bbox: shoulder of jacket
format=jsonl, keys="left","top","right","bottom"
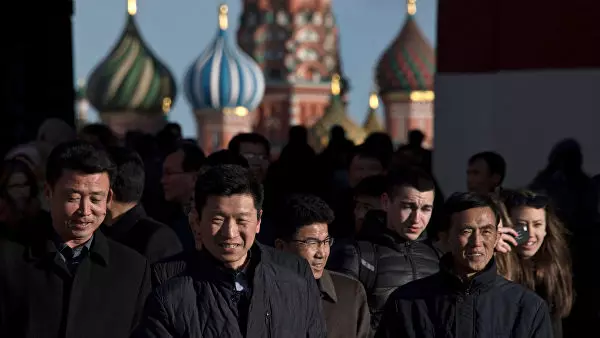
{"left": 105, "top": 236, "right": 147, "bottom": 263}
{"left": 328, "top": 270, "right": 365, "bottom": 290}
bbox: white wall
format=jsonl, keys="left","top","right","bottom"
{"left": 434, "top": 69, "right": 600, "bottom": 195}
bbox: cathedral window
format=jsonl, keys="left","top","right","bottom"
{"left": 324, "top": 13, "right": 334, "bottom": 27}
{"left": 324, "top": 56, "right": 335, "bottom": 70}
{"left": 296, "top": 48, "right": 319, "bottom": 62}
{"left": 295, "top": 13, "right": 307, "bottom": 25}
{"left": 324, "top": 34, "right": 335, "bottom": 51}
{"left": 297, "top": 29, "right": 320, "bottom": 43}
{"left": 313, "top": 13, "right": 323, "bottom": 25}
{"left": 276, "top": 11, "right": 289, "bottom": 25}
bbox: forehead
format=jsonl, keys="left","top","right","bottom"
{"left": 296, "top": 223, "right": 329, "bottom": 238}
{"left": 451, "top": 207, "right": 496, "bottom": 228}
{"left": 54, "top": 170, "right": 111, "bottom": 192}
{"left": 164, "top": 151, "right": 184, "bottom": 168}
{"left": 468, "top": 158, "right": 490, "bottom": 172}
{"left": 393, "top": 185, "right": 434, "bottom": 203}
{"left": 239, "top": 142, "right": 267, "bottom": 154}
{"left": 202, "top": 194, "right": 257, "bottom": 213}
{"left": 510, "top": 206, "right": 546, "bottom": 219}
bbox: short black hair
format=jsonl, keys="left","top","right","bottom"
{"left": 107, "top": 146, "right": 145, "bottom": 203}
{"left": 194, "top": 164, "right": 263, "bottom": 217}
{"left": 350, "top": 144, "right": 391, "bottom": 170}
{"left": 79, "top": 123, "right": 119, "bottom": 148}
{"left": 275, "top": 194, "right": 335, "bottom": 241}
{"left": 174, "top": 142, "right": 205, "bottom": 173}
{"left": 228, "top": 133, "right": 271, "bottom": 157}
{"left": 441, "top": 192, "right": 500, "bottom": 232}
{"left": 205, "top": 150, "right": 249, "bottom": 168}
{"left": 354, "top": 174, "right": 387, "bottom": 198}
{"left": 386, "top": 166, "right": 435, "bottom": 199}
{"left": 46, "top": 140, "right": 116, "bottom": 188}
{"left": 468, "top": 151, "right": 506, "bottom": 185}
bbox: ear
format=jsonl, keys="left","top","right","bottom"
{"left": 256, "top": 210, "right": 263, "bottom": 234}
{"left": 106, "top": 188, "right": 114, "bottom": 206}
{"left": 274, "top": 238, "right": 286, "bottom": 250}
{"left": 43, "top": 183, "right": 52, "bottom": 202}
{"left": 381, "top": 192, "right": 390, "bottom": 212}
{"left": 491, "top": 173, "right": 501, "bottom": 187}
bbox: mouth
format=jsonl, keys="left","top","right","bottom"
{"left": 218, "top": 243, "right": 242, "bottom": 249}
{"left": 311, "top": 262, "right": 325, "bottom": 269}
{"left": 466, "top": 252, "right": 484, "bottom": 258}
{"left": 521, "top": 241, "right": 537, "bottom": 248}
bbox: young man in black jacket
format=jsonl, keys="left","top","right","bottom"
{"left": 376, "top": 192, "right": 553, "bottom": 338}
{"left": 135, "top": 164, "right": 327, "bottom": 338}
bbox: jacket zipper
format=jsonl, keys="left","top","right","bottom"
{"left": 405, "top": 242, "right": 417, "bottom": 280}
{"left": 265, "top": 310, "right": 272, "bottom": 338}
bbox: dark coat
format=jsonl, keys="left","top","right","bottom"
{"left": 375, "top": 254, "right": 553, "bottom": 338}
{"left": 319, "top": 270, "right": 371, "bottom": 338}
{"left": 0, "top": 225, "right": 151, "bottom": 338}
{"left": 101, "top": 204, "right": 182, "bottom": 264}
{"left": 134, "top": 244, "right": 327, "bottom": 338}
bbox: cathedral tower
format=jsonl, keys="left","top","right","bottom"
{"left": 237, "top": 0, "right": 348, "bottom": 153}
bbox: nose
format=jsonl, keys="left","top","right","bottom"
{"left": 220, "top": 218, "right": 240, "bottom": 239}
{"left": 78, "top": 198, "right": 92, "bottom": 216}
{"left": 409, "top": 209, "right": 420, "bottom": 224}
{"left": 470, "top": 230, "right": 483, "bottom": 247}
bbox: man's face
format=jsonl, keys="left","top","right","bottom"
{"left": 195, "top": 194, "right": 261, "bottom": 270}
{"left": 354, "top": 195, "right": 382, "bottom": 233}
{"left": 239, "top": 142, "right": 269, "bottom": 183}
{"left": 162, "top": 150, "right": 196, "bottom": 203}
{"left": 466, "top": 159, "right": 497, "bottom": 194}
{"left": 382, "top": 186, "right": 434, "bottom": 241}
{"left": 280, "top": 223, "right": 331, "bottom": 279}
{"left": 45, "top": 170, "right": 112, "bottom": 246}
{"left": 348, "top": 155, "right": 384, "bottom": 188}
{"left": 447, "top": 206, "right": 498, "bottom": 278}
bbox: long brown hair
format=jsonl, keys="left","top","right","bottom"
{"left": 503, "top": 189, "right": 573, "bottom": 318}
{"left": 491, "top": 195, "right": 518, "bottom": 281}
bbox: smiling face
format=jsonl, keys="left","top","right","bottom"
{"left": 509, "top": 206, "right": 547, "bottom": 258}
{"left": 196, "top": 194, "right": 261, "bottom": 270}
{"left": 45, "top": 169, "right": 112, "bottom": 247}
{"left": 447, "top": 206, "right": 499, "bottom": 278}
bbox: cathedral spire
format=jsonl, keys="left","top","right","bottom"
{"left": 407, "top": 0, "right": 416, "bottom": 16}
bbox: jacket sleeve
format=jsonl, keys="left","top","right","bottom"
{"left": 325, "top": 241, "right": 360, "bottom": 279}
{"left": 305, "top": 275, "right": 328, "bottom": 338}
{"left": 355, "top": 282, "right": 372, "bottom": 338}
{"left": 132, "top": 288, "right": 174, "bottom": 338}
{"left": 530, "top": 301, "right": 554, "bottom": 338}
{"left": 146, "top": 227, "right": 183, "bottom": 264}
{"left": 132, "top": 261, "right": 152, "bottom": 331}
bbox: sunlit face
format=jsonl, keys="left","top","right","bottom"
{"left": 466, "top": 159, "right": 498, "bottom": 194}
{"left": 447, "top": 207, "right": 498, "bottom": 278}
{"left": 45, "top": 170, "right": 112, "bottom": 247}
{"left": 239, "top": 142, "right": 269, "bottom": 183}
{"left": 279, "top": 223, "right": 331, "bottom": 279}
{"left": 348, "top": 155, "right": 384, "bottom": 188}
{"left": 509, "top": 206, "right": 547, "bottom": 258}
{"left": 382, "top": 186, "right": 434, "bottom": 240}
{"left": 195, "top": 194, "right": 261, "bottom": 270}
{"left": 7, "top": 172, "right": 33, "bottom": 211}
{"left": 353, "top": 195, "right": 382, "bottom": 233}
{"left": 161, "top": 150, "right": 196, "bottom": 203}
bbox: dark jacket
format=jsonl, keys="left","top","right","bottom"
{"left": 101, "top": 204, "right": 182, "bottom": 264}
{"left": 375, "top": 254, "right": 553, "bottom": 338}
{"left": 319, "top": 269, "right": 371, "bottom": 338}
{"left": 327, "top": 212, "right": 442, "bottom": 331}
{"left": 135, "top": 243, "right": 327, "bottom": 338}
{"left": 0, "top": 226, "right": 151, "bottom": 338}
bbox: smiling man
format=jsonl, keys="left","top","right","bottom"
{"left": 0, "top": 140, "right": 150, "bottom": 338}
{"left": 376, "top": 192, "right": 553, "bottom": 338}
{"left": 275, "top": 194, "right": 371, "bottom": 338}
{"left": 136, "top": 165, "right": 326, "bottom": 338}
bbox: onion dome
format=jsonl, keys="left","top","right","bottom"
{"left": 363, "top": 91, "right": 384, "bottom": 133}
{"left": 86, "top": 1, "right": 177, "bottom": 114}
{"left": 184, "top": 4, "right": 265, "bottom": 112}
{"left": 375, "top": 0, "right": 435, "bottom": 95}
{"left": 312, "top": 75, "right": 366, "bottom": 147}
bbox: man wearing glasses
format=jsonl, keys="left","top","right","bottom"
{"left": 275, "top": 194, "right": 371, "bottom": 338}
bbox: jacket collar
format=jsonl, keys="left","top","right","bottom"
{"left": 195, "top": 243, "right": 264, "bottom": 285}
{"left": 317, "top": 270, "right": 338, "bottom": 303}
{"left": 439, "top": 253, "right": 497, "bottom": 293}
{"left": 26, "top": 221, "right": 110, "bottom": 267}
{"left": 101, "top": 204, "right": 146, "bottom": 241}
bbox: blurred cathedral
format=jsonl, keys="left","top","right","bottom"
{"left": 80, "top": 0, "right": 435, "bottom": 152}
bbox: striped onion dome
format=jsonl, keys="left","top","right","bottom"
{"left": 375, "top": 10, "right": 435, "bottom": 95}
{"left": 184, "top": 5, "right": 265, "bottom": 112}
{"left": 312, "top": 75, "right": 366, "bottom": 148}
{"left": 86, "top": 12, "right": 177, "bottom": 114}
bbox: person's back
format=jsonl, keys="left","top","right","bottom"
{"left": 376, "top": 192, "right": 553, "bottom": 338}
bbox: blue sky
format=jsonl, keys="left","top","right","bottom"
{"left": 74, "top": 0, "right": 437, "bottom": 138}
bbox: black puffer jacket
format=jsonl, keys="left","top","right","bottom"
{"left": 375, "top": 254, "right": 553, "bottom": 338}
{"left": 135, "top": 244, "right": 327, "bottom": 338}
{"left": 327, "top": 211, "right": 442, "bottom": 332}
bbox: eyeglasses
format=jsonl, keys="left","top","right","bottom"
{"left": 291, "top": 237, "right": 334, "bottom": 250}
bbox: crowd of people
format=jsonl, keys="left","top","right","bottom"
{"left": 0, "top": 120, "right": 598, "bottom": 338}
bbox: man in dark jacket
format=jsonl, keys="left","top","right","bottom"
{"left": 275, "top": 194, "right": 371, "bottom": 338}
{"left": 0, "top": 140, "right": 150, "bottom": 338}
{"left": 327, "top": 167, "right": 442, "bottom": 332}
{"left": 134, "top": 164, "right": 327, "bottom": 338}
{"left": 102, "top": 146, "right": 182, "bottom": 263}
{"left": 376, "top": 192, "right": 553, "bottom": 338}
